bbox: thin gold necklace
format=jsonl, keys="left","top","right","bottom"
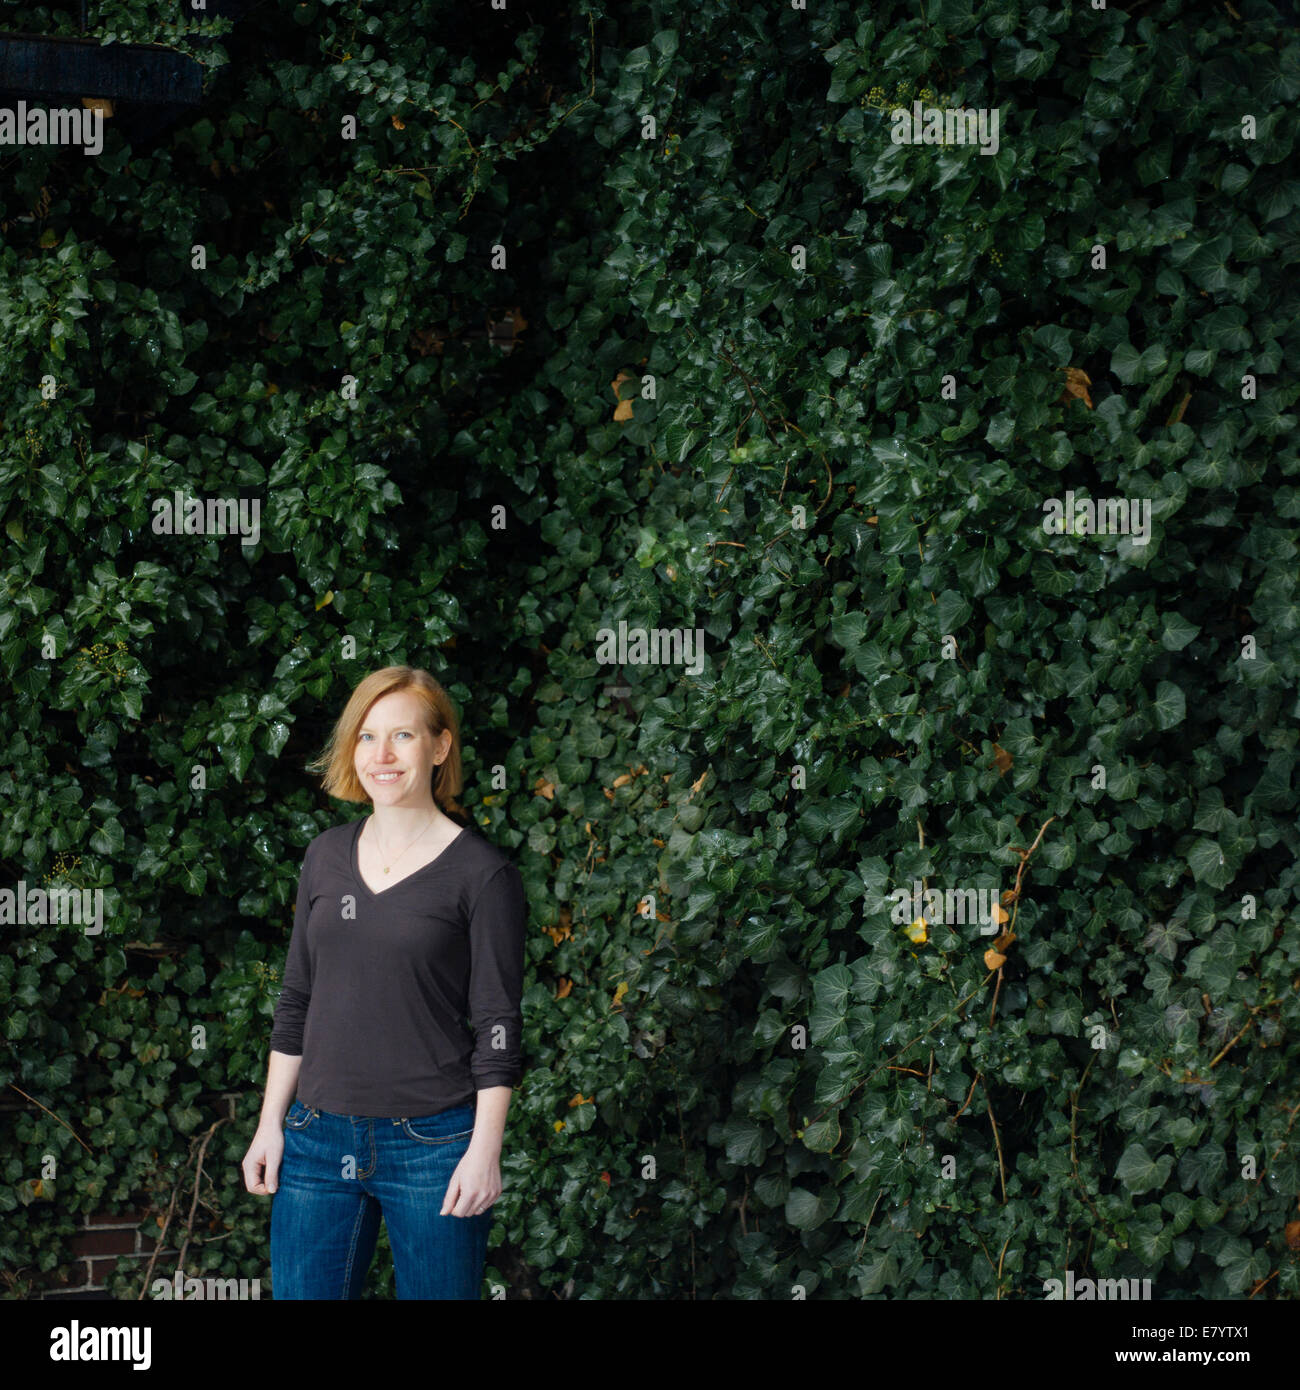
{"left": 371, "top": 811, "right": 438, "bottom": 874}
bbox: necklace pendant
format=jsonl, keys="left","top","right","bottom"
{"left": 383, "top": 867, "right": 390, "bottom": 874}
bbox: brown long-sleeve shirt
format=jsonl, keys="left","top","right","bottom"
{"left": 268, "top": 816, "right": 526, "bottom": 1116}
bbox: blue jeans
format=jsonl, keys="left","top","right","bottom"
{"left": 270, "top": 1100, "right": 492, "bottom": 1299}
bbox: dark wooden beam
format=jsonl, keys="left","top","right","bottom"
{"left": 0, "top": 32, "right": 202, "bottom": 106}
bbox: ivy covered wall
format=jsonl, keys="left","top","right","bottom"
{"left": 1, "top": 0, "right": 1298, "bottom": 1299}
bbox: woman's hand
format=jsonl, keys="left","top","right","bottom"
{"left": 241, "top": 1125, "right": 285, "bottom": 1196}
{"left": 442, "top": 1143, "right": 502, "bottom": 1218}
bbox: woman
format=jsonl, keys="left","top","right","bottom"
{"left": 241, "top": 665, "right": 526, "bottom": 1299}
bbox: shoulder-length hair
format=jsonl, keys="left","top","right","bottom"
{"left": 306, "top": 666, "right": 465, "bottom": 818}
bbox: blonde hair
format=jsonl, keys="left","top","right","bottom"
{"left": 306, "top": 666, "right": 465, "bottom": 817}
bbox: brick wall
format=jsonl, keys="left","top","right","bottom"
{"left": 42, "top": 1207, "right": 182, "bottom": 1301}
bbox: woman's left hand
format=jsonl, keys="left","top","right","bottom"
{"left": 442, "top": 1145, "right": 502, "bottom": 1218}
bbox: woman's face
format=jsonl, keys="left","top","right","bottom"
{"left": 353, "top": 689, "right": 449, "bottom": 807}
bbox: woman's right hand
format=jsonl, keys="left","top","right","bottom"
{"left": 242, "top": 1125, "right": 285, "bottom": 1196}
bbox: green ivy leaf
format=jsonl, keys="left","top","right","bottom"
{"left": 1152, "top": 680, "right": 1186, "bottom": 730}
{"left": 1185, "top": 837, "right": 1231, "bottom": 888}
{"left": 785, "top": 1184, "right": 838, "bottom": 1230}
{"left": 1117, "top": 1143, "right": 1174, "bottom": 1195}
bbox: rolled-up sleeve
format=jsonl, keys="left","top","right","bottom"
{"left": 268, "top": 842, "right": 315, "bottom": 1056}
{"left": 466, "top": 861, "right": 526, "bottom": 1089}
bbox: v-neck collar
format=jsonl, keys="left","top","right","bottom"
{"left": 350, "top": 815, "right": 468, "bottom": 899}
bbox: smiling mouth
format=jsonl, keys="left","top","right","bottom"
{"left": 370, "top": 771, "right": 404, "bottom": 781}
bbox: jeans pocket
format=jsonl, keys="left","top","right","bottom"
{"left": 285, "top": 1100, "right": 318, "bottom": 1131}
{"left": 401, "top": 1108, "right": 475, "bottom": 1145}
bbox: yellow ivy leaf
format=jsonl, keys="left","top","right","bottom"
{"left": 314, "top": 590, "right": 334, "bottom": 610}
{"left": 612, "top": 981, "right": 629, "bottom": 1009}
{"left": 1058, "top": 366, "right": 1093, "bottom": 410}
{"left": 611, "top": 370, "right": 635, "bottom": 422}
{"left": 905, "top": 916, "right": 928, "bottom": 944}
